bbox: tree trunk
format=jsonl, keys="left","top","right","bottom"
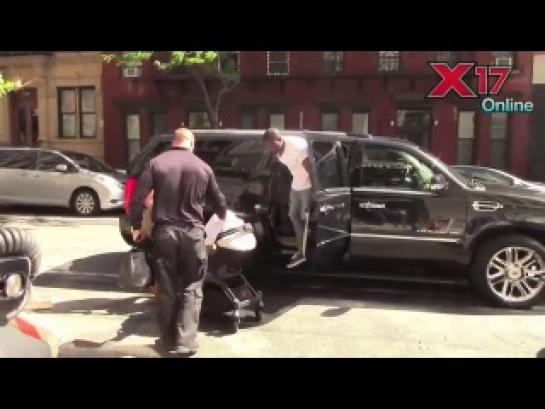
{"left": 191, "top": 68, "right": 220, "bottom": 129}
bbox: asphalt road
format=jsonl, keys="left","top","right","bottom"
{"left": 3, "top": 207, "right": 545, "bottom": 358}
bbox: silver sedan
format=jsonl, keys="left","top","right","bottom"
{"left": 0, "top": 148, "right": 126, "bottom": 216}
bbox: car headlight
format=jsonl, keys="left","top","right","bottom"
{"left": 98, "top": 175, "right": 124, "bottom": 190}
{"left": 4, "top": 273, "right": 24, "bottom": 299}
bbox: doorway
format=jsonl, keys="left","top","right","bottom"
{"left": 396, "top": 109, "right": 431, "bottom": 149}
{"left": 10, "top": 88, "right": 39, "bottom": 146}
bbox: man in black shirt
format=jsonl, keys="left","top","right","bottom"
{"left": 130, "top": 128, "right": 227, "bottom": 356}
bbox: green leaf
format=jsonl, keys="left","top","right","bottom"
{"left": 0, "top": 74, "right": 18, "bottom": 98}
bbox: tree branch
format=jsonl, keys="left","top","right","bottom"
{"left": 190, "top": 66, "right": 218, "bottom": 128}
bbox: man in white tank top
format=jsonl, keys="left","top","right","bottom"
{"left": 263, "top": 128, "right": 314, "bottom": 269}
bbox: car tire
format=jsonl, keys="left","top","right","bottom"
{"left": 470, "top": 234, "right": 545, "bottom": 309}
{"left": 0, "top": 227, "right": 41, "bottom": 278}
{"left": 71, "top": 189, "right": 100, "bottom": 217}
{"left": 0, "top": 227, "right": 40, "bottom": 321}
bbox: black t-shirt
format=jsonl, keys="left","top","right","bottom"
{"left": 130, "top": 147, "right": 227, "bottom": 230}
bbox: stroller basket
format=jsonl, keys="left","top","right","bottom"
{"left": 203, "top": 241, "right": 264, "bottom": 333}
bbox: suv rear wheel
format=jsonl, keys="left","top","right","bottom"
{"left": 470, "top": 234, "right": 545, "bottom": 309}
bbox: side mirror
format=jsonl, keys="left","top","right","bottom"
{"left": 55, "top": 164, "right": 68, "bottom": 173}
{"left": 430, "top": 174, "right": 449, "bottom": 193}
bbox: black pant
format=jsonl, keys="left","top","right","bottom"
{"left": 151, "top": 225, "right": 207, "bottom": 349}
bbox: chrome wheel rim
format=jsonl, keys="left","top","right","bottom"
{"left": 486, "top": 246, "right": 545, "bottom": 303}
{"left": 76, "top": 193, "right": 95, "bottom": 215}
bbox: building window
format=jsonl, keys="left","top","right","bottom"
{"left": 436, "top": 51, "right": 458, "bottom": 66}
{"left": 58, "top": 87, "right": 97, "bottom": 139}
{"left": 240, "top": 111, "right": 257, "bottom": 129}
{"left": 321, "top": 112, "right": 339, "bottom": 131}
{"left": 151, "top": 112, "right": 168, "bottom": 136}
{"left": 269, "top": 113, "right": 285, "bottom": 129}
{"left": 219, "top": 51, "right": 240, "bottom": 73}
{"left": 188, "top": 111, "right": 210, "bottom": 129}
{"left": 492, "top": 51, "right": 514, "bottom": 67}
{"left": 378, "top": 51, "right": 400, "bottom": 72}
{"left": 267, "top": 51, "right": 289, "bottom": 76}
{"left": 322, "top": 52, "right": 344, "bottom": 74}
{"left": 352, "top": 112, "right": 369, "bottom": 135}
{"left": 490, "top": 112, "right": 509, "bottom": 169}
{"left": 126, "top": 113, "right": 141, "bottom": 163}
{"left": 457, "top": 111, "right": 476, "bottom": 165}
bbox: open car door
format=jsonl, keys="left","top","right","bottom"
{"left": 309, "top": 140, "right": 351, "bottom": 269}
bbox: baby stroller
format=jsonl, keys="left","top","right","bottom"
{"left": 202, "top": 211, "right": 264, "bottom": 333}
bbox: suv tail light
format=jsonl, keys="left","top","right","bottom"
{"left": 123, "top": 177, "right": 138, "bottom": 214}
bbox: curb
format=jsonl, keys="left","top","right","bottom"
{"left": 9, "top": 312, "right": 60, "bottom": 358}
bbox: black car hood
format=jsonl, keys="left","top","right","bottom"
{"left": 478, "top": 184, "right": 545, "bottom": 204}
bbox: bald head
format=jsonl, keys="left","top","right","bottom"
{"left": 173, "top": 128, "right": 195, "bottom": 150}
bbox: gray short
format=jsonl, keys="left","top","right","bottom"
{"left": 289, "top": 188, "right": 312, "bottom": 221}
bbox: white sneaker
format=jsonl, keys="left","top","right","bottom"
{"left": 287, "top": 255, "right": 307, "bottom": 269}
{"left": 290, "top": 251, "right": 302, "bottom": 261}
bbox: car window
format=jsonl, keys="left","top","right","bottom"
{"left": 312, "top": 141, "right": 335, "bottom": 162}
{"left": 195, "top": 139, "right": 233, "bottom": 165}
{"left": 0, "top": 150, "right": 36, "bottom": 170}
{"left": 461, "top": 169, "right": 512, "bottom": 186}
{"left": 128, "top": 140, "right": 170, "bottom": 176}
{"left": 313, "top": 142, "right": 343, "bottom": 189}
{"left": 63, "top": 152, "right": 114, "bottom": 173}
{"left": 353, "top": 145, "right": 434, "bottom": 191}
{"left": 210, "top": 139, "right": 266, "bottom": 176}
{"left": 36, "top": 152, "right": 69, "bottom": 172}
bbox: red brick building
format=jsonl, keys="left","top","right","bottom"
{"left": 102, "top": 51, "right": 533, "bottom": 177}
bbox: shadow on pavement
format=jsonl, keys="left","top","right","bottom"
{"left": 35, "top": 252, "right": 545, "bottom": 325}
{"left": 34, "top": 252, "right": 131, "bottom": 292}
{"left": 45, "top": 295, "right": 255, "bottom": 350}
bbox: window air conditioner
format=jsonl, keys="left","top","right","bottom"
{"left": 122, "top": 67, "right": 142, "bottom": 78}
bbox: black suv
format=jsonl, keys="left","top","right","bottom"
{"left": 120, "top": 130, "right": 545, "bottom": 309}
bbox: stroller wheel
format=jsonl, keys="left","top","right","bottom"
{"left": 228, "top": 317, "right": 240, "bottom": 334}
{"left": 253, "top": 307, "right": 263, "bottom": 323}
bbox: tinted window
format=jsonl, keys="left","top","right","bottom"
{"left": 128, "top": 139, "right": 170, "bottom": 177}
{"left": 208, "top": 139, "right": 266, "bottom": 176}
{"left": 36, "top": 152, "right": 69, "bottom": 172}
{"left": 458, "top": 168, "right": 512, "bottom": 186}
{"left": 0, "top": 150, "right": 36, "bottom": 170}
{"left": 313, "top": 143, "right": 343, "bottom": 189}
{"left": 195, "top": 139, "right": 232, "bottom": 166}
{"left": 312, "top": 141, "right": 335, "bottom": 162}
{"left": 353, "top": 145, "right": 434, "bottom": 191}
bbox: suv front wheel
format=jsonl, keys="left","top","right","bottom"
{"left": 470, "top": 234, "right": 545, "bottom": 309}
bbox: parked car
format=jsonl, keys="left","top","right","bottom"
{"left": 451, "top": 165, "right": 545, "bottom": 193}
{"left": 120, "top": 130, "right": 545, "bottom": 309}
{"left": 0, "top": 226, "right": 52, "bottom": 357}
{"left": 0, "top": 148, "right": 126, "bottom": 216}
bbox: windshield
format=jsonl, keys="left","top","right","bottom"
{"left": 450, "top": 166, "right": 513, "bottom": 187}
{"left": 63, "top": 151, "right": 116, "bottom": 173}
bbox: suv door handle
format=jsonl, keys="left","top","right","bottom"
{"left": 472, "top": 201, "right": 503, "bottom": 212}
{"left": 359, "top": 201, "right": 386, "bottom": 209}
{"left": 319, "top": 203, "right": 345, "bottom": 215}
